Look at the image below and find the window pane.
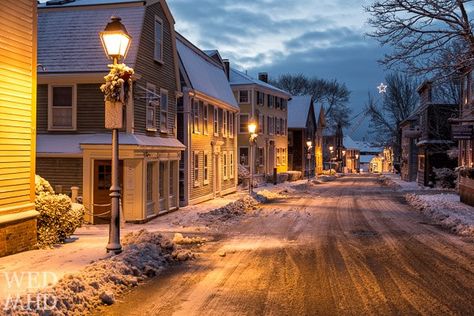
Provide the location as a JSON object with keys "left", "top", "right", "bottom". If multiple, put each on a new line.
{"left": 155, "top": 20, "right": 163, "bottom": 60}
{"left": 53, "top": 87, "right": 72, "bottom": 107}
{"left": 240, "top": 114, "right": 248, "bottom": 133}
{"left": 52, "top": 108, "right": 72, "bottom": 127}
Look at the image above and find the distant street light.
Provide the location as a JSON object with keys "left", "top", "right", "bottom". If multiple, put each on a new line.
{"left": 100, "top": 16, "right": 132, "bottom": 255}
{"left": 306, "top": 140, "right": 313, "bottom": 181}
{"left": 355, "top": 154, "right": 360, "bottom": 173}
{"left": 248, "top": 120, "right": 258, "bottom": 194}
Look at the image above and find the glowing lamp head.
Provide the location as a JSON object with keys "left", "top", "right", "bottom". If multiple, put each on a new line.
{"left": 248, "top": 121, "right": 257, "bottom": 134}
{"left": 342, "top": 150, "right": 346, "bottom": 156}
{"left": 356, "top": 154, "right": 359, "bottom": 159}
{"left": 306, "top": 140, "right": 313, "bottom": 148}
{"left": 100, "top": 16, "right": 132, "bottom": 60}
{"left": 329, "top": 146, "right": 334, "bottom": 151}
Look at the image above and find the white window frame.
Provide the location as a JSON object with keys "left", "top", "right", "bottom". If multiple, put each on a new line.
{"left": 146, "top": 83, "right": 157, "bottom": 131}
{"left": 223, "top": 151, "right": 228, "bottom": 180}
{"left": 268, "top": 116, "right": 274, "bottom": 135}
{"left": 48, "top": 84, "right": 77, "bottom": 131}
{"left": 213, "top": 106, "right": 219, "bottom": 136}
{"left": 192, "top": 99, "right": 200, "bottom": 134}
{"left": 258, "top": 147, "right": 264, "bottom": 166}
{"left": 230, "top": 151, "right": 234, "bottom": 179}
{"left": 203, "top": 103, "right": 209, "bottom": 135}
{"left": 239, "top": 113, "right": 249, "bottom": 134}
{"left": 204, "top": 151, "right": 210, "bottom": 185}
{"left": 223, "top": 109, "right": 228, "bottom": 137}
{"left": 160, "top": 88, "right": 169, "bottom": 133}
{"left": 239, "top": 90, "right": 250, "bottom": 104}
{"left": 193, "top": 151, "right": 200, "bottom": 187}
{"left": 229, "top": 112, "right": 234, "bottom": 138}
{"left": 154, "top": 16, "right": 164, "bottom": 63}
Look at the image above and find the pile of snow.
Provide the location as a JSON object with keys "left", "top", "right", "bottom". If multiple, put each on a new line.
{"left": 254, "top": 189, "right": 287, "bottom": 203}
{"left": 238, "top": 164, "right": 250, "bottom": 179}
{"left": 406, "top": 193, "right": 474, "bottom": 237}
{"left": 199, "top": 196, "right": 259, "bottom": 223}
{"left": 6, "top": 230, "right": 193, "bottom": 315}
{"left": 172, "top": 233, "right": 207, "bottom": 245}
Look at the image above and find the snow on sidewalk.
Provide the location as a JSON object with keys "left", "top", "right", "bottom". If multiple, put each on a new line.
{"left": 406, "top": 193, "right": 474, "bottom": 237}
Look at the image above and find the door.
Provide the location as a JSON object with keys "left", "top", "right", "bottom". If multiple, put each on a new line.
{"left": 93, "top": 160, "right": 123, "bottom": 224}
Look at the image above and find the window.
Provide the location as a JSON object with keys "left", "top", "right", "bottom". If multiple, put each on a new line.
{"left": 193, "top": 152, "right": 200, "bottom": 187}
{"left": 146, "top": 162, "right": 156, "bottom": 215}
{"left": 230, "top": 151, "right": 234, "bottom": 179}
{"left": 223, "top": 110, "right": 228, "bottom": 137}
{"left": 276, "top": 97, "right": 281, "bottom": 109}
{"left": 204, "top": 152, "right": 210, "bottom": 185}
{"left": 229, "top": 112, "right": 234, "bottom": 138}
{"left": 239, "top": 147, "right": 249, "bottom": 166}
{"left": 192, "top": 99, "right": 199, "bottom": 133}
{"left": 268, "top": 95, "right": 274, "bottom": 108}
{"left": 257, "top": 91, "right": 264, "bottom": 106}
{"left": 146, "top": 83, "right": 157, "bottom": 130}
{"left": 154, "top": 17, "right": 163, "bottom": 62}
{"left": 268, "top": 116, "right": 274, "bottom": 135}
{"left": 239, "top": 90, "right": 249, "bottom": 103}
{"left": 203, "top": 103, "right": 209, "bottom": 135}
{"left": 258, "top": 114, "right": 264, "bottom": 134}
{"left": 214, "top": 106, "right": 219, "bottom": 136}
{"left": 199, "top": 101, "right": 205, "bottom": 134}
{"left": 159, "top": 162, "right": 166, "bottom": 210}
{"left": 49, "top": 85, "right": 76, "bottom": 130}
{"left": 282, "top": 99, "right": 287, "bottom": 111}
{"left": 239, "top": 114, "right": 249, "bottom": 133}
{"left": 282, "top": 148, "right": 287, "bottom": 165}
{"left": 276, "top": 118, "right": 280, "bottom": 135}
{"left": 258, "top": 147, "right": 264, "bottom": 166}
{"left": 160, "top": 89, "right": 168, "bottom": 132}
{"left": 280, "top": 118, "right": 285, "bottom": 135}
{"left": 223, "top": 152, "right": 228, "bottom": 180}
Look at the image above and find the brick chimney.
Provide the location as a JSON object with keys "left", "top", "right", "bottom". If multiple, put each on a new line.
{"left": 417, "top": 81, "right": 433, "bottom": 106}
{"left": 258, "top": 72, "right": 268, "bottom": 83}
{"left": 223, "top": 59, "right": 230, "bottom": 81}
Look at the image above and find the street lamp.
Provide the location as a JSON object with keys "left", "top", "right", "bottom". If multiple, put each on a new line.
{"left": 342, "top": 150, "right": 346, "bottom": 172}
{"left": 248, "top": 120, "right": 258, "bottom": 194}
{"left": 329, "top": 146, "right": 334, "bottom": 172}
{"left": 306, "top": 140, "right": 313, "bottom": 181}
{"left": 355, "top": 154, "right": 360, "bottom": 173}
{"left": 100, "top": 16, "right": 132, "bottom": 254}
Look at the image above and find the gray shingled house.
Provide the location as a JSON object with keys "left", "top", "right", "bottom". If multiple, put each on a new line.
{"left": 287, "top": 96, "right": 317, "bottom": 177}
{"left": 36, "top": 0, "right": 185, "bottom": 223}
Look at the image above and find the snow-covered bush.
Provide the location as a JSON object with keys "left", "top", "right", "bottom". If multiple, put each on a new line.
{"left": 35, "top": 175, "right": 84, "bottom": 247}
{"left": 433, "top": 167, "right": 456, "bottom": 188}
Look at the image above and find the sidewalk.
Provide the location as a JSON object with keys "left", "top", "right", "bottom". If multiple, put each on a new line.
{"left": 0, "top": 191, "right": 245, "bottom": 301}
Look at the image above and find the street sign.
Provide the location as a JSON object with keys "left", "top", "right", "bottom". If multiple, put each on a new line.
{"left": 452, "top": 125, "right": 474, "bottom": 140}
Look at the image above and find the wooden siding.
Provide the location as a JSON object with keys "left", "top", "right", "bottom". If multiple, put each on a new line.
{"left": 134, "top": 1, "right": 178, "bottom": 136}
{"left": 36, "top": 158, "right": 83, "bottom": 196}
{"left": 0, "top": 0, "right": 36, "bottom": 213}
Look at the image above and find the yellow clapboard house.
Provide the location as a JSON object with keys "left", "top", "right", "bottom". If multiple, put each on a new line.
{"left": 0, "top": 0, "right": 38, "bottom": 256}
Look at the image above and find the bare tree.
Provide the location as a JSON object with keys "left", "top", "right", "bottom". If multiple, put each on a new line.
{"left": 366, "top": 0, "right": 474, "bottom": 78}
{"left": 271, "top": 74, "right": 352, "bottom": 129}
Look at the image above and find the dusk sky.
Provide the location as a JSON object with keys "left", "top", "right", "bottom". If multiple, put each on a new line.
{"left": 168, "top": 0, "right": 388, "bottom": 140}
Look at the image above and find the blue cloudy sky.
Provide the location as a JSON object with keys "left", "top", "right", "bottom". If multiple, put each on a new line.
{"left": 168, "top": 0, "right": 387, "bottom": 140}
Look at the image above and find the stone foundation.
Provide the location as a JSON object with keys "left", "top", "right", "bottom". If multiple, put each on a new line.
{"left": 0, "top": 217, "right": 37, "bottom": 257}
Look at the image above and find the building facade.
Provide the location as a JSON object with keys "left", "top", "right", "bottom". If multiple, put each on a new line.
{"left": 287, "top": 96, "right": 317, "bottom": 177}
{"left": 176, "top": 35, "right": 239, "bottom": 206}
{"left": 230, "top": 71, "right": 291, "bottom": 178}
{"left": 36, "top": 0, "right": 185, "bottom": 224}
{"left": 0, "top": 0, "right": 38, "bottom": 256}
{"left": 400, "top": 114, "right": 420, "bottom": 182}
{"left": 315, "top": 106, "right": 326, "bottom": 174}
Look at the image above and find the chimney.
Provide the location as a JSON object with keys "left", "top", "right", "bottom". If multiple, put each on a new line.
{"left": 223, "top": 59, "right": 230, "bottom": 81}
{"left": 417, "top": 81, "right": 433, "bottom": 106}
{"left": 258, "top": 72, "right": 268, "bottom": 83}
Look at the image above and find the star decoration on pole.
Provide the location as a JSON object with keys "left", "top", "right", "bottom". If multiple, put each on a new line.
{"left": 377, "top": 82, "right": 387, "bottom": 94}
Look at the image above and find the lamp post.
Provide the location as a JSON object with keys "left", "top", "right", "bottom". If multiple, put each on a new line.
{"left": 329, "top": 146, "right": 334, "bottom": 172}
{"left": 342, "top": 150, "right": 346, "bottom": 173}
{"left": 248, "top": 120, "right": 257, "bottom": 194}
{"left": 306, "top": 140, "right": 313, "bottom": 181}
{"left": 355, "top": 154, "right": 360, "bottom": 173}
{"left": 100, "top": 16, "right": 132, "bottom": 254}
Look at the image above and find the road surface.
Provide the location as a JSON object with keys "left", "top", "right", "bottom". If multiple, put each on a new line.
{"left": 98, "top": 175, "right": 474, "bottom": 315}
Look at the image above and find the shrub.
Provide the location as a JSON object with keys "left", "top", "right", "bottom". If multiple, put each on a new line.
{"left": 433, "top": 167, "right": 457, "bottom": 189}
{"left": 35, "top": 175, "right": 84, "bottom": 247}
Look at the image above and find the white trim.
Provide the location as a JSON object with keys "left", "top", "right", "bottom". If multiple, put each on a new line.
{"left": 223, "top": 151, "right": 228, "bottom": 180}
{"left": 48, "top": 84, "right": 77, "bottom": 131}
{"left": 223, "top": 109, "right": 228, "bottom": 137}
{"left": 229, "top": 151, "right": 235, "bottom": 179}
{"left": 213, "top": 106, "right": 219, "bottom": 136}
{"left": 203, "top": 103, "right": 209, "bottom": 135}
{"left": 154, "top": 15, "right": 164, "bottom": 64}
{"left": 203, "top": 151, "right": 210, "bottom": 185}
{"left": 193, "top": 151, "right": 200, "bottom": 187}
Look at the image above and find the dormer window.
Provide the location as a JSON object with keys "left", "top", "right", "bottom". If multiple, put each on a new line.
{"left": 154, "top": 16, "right": 163, "bottom": 63}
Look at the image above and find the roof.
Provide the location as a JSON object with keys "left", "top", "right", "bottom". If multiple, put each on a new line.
{"left": 38, "top": 2, "right": 145, "bottom": 73}
{"left": 287, "top": 95, "right": 313, "bottom": 128}
{"left": 176, "top": 35, "right": 238, "bottom": 109}
{"left": 38, "top": 0, "right": 143, "bottom": 8}
{"left": 229, "top": 68, "right": 291, "bottom": 97}
{"left": 343, "top": 136, "right": 382, "bottom": 153}
{"left": 37, "top": 134, "right": 185, "bottom": 154}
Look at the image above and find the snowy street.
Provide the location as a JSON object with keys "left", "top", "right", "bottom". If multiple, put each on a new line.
{"left": 96, "top": 175, "right": 474, "bottom": 315}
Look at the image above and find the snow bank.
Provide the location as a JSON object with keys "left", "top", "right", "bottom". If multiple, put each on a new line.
{"left": 406, "top": 193, "right": 474, "bottom": 237}
{"left": 199, "top": 196, "right": 259, "bottom": 223}
{"left": 6, "top": 230, "right": 193, "bottom": 315}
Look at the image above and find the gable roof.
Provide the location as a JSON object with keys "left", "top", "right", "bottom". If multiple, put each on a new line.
{"left": 38, "top": 0, "right": 144, "bottom": 8}
{"left": 176, "top": 34, "right": 238, "bottom": 109}
{"left": 38, "top": 2, "right": 145, "bottom": 73}
{"left": 317, "top": 105, "right": 326, "bottom": 127}
{"left": 229, "top": 68, "right": 291, "bottom": 98}
{"left": 287, "top": 95, "right": 313, "bottom": 129}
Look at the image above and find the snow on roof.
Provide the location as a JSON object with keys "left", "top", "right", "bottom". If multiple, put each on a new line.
{"left": 229, "top": 68, "right": 291, "bottom": 97}
{"left": 343, "top": 136, "right": 382, "bottom": 153}
{"left": 38, "top": 4, "right": 145, "bottom": 73}
{"left": 176, "top": 36, "right": 238, "bottom": 109}
{"left": 38, "top": 0, "right": 143, "bottom": 8}
{"left": 37, "top": 134, "right": 185, "bottom": 154}
{"left": 287, "top": 95, "right": 312, "bottom": 128}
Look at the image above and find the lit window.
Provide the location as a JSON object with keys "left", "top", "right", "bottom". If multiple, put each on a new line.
{"left": 146, "top": 83, "right": 157, "bottom": 130}
{"left": 154, "top": 17, "right": 163, "bottom": 62}
{"left": 193, "top": 152, "right": 200, "bottom": 187}
{"left": 204, "top": 152, "right": 209, "bottom": 185}
{"left": 230, "top": 151, "right": 234, "bottom": 179}
{"left": 49, "top": 85, "right": 76, "bottom": 130}
{"left": 160, "top": 89, "right": 168, "bottom": 132}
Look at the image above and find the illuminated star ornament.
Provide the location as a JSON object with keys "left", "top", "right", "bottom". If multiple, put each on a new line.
{"left": 377, "top": 82, "right": 388, "bottom": 94}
